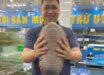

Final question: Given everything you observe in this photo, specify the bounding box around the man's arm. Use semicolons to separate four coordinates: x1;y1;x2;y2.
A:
22;48;37;63
68;47;82;62
21;35;48;63
55;37;82;62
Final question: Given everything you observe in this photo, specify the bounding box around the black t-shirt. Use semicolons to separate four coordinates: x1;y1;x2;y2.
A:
24;25;78;75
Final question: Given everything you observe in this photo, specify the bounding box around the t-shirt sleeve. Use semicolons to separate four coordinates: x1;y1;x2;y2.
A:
66;28;78;48
24;29;36;49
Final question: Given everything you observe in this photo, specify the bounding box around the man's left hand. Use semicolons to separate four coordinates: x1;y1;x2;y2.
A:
55;37;72;60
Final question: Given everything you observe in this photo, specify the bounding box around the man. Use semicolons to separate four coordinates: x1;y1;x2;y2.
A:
22;0;82;75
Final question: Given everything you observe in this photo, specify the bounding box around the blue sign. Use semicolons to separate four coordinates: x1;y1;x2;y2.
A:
0;11;42;27
72;9;104;28
1;9;104;28
86;44;104;66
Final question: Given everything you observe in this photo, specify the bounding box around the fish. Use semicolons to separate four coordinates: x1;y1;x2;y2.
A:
39;22;66;75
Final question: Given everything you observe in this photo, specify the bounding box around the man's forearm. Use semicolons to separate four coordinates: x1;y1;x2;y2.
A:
22;48;37;63
69;48;82;62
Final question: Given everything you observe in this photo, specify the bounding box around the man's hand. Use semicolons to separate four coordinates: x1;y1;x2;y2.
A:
33;35;48;58
55;37;82;62
22;35;48;63
55;37;72;60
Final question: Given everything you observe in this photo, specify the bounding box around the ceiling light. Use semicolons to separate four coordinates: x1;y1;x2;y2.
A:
36;10;39;13
95;7;98;10
7;4;26;7
23;4;26;6
73;8;76;11
103;11;104;14
31;14;34;16
10;0;13;2
92;1;95;5
0;10;6;12
64;2;72;4
16;9;19;11
61;10;71;12
33;9;36;11
28;12;30;16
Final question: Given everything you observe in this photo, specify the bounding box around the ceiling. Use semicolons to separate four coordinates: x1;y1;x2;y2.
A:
0;0;104;12
74;0;104;10
0;0;41;12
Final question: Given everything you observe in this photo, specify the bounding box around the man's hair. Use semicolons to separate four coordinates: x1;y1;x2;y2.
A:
41;0;59;5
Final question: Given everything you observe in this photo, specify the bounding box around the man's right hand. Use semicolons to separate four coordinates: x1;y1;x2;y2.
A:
33;35;48;58
22;35;48;63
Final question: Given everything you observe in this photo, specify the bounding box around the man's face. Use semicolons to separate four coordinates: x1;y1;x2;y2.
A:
41;0;60;24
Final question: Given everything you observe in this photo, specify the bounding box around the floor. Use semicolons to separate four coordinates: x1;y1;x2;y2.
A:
71;63;104;75
0;52;104;75
71;67;104;75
